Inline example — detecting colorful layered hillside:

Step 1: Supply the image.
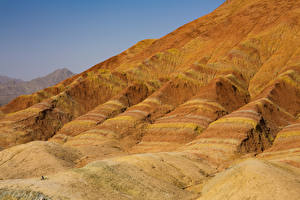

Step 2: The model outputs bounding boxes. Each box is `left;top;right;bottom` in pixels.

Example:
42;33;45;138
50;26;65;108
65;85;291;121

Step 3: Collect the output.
0;0;300;199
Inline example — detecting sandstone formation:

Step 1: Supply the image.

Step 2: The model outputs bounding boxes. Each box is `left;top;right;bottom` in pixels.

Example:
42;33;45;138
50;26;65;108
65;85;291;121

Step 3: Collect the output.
0;0;299;199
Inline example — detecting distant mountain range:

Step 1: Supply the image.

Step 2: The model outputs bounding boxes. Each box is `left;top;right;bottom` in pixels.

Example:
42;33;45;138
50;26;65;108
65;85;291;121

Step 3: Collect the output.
0;68;74;106
0;75;23;85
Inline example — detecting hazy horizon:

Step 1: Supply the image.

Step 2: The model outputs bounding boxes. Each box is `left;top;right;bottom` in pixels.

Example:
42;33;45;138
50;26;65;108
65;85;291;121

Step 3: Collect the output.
0;0;224;81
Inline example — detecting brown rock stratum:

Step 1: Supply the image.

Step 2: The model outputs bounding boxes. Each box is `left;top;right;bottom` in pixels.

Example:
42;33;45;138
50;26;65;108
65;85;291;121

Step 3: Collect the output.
0;0;300;199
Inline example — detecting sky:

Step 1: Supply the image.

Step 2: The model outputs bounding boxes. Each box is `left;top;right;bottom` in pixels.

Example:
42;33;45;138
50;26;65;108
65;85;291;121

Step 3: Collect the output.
0;0;224;81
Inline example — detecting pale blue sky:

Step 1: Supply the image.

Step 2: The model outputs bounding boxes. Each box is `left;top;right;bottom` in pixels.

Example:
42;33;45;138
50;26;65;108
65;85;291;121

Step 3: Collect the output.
0;0;224;80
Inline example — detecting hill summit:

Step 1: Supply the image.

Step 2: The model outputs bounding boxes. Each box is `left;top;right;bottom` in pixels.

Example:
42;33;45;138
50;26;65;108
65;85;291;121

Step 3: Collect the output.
0;0;299;199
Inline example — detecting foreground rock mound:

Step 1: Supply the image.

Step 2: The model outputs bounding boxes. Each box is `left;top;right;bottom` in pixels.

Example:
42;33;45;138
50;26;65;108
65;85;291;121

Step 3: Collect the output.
199;159;300;200
0;141;81;180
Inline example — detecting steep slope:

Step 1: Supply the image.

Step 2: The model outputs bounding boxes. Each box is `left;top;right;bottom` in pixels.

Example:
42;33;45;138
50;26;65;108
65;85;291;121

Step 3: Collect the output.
0;68;74;106
0;0;300;199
